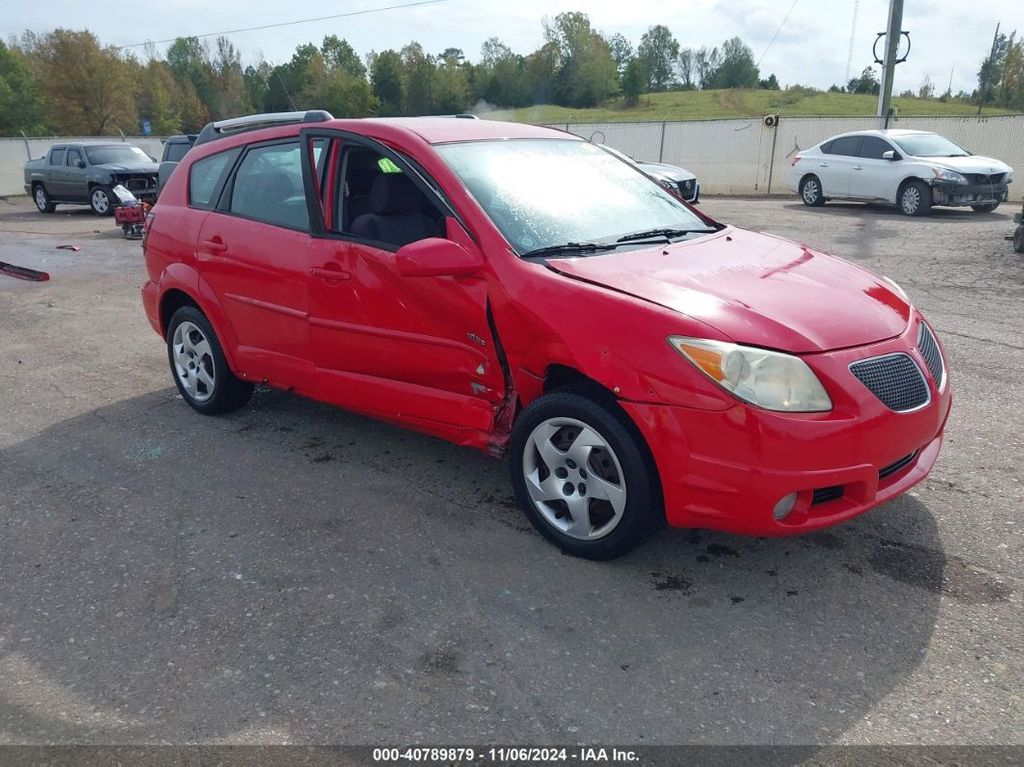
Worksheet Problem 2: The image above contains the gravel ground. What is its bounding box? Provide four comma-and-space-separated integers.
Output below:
0, 195, 1021, 746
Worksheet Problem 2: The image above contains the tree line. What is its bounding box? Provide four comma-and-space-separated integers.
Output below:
1, 12, 1020, 137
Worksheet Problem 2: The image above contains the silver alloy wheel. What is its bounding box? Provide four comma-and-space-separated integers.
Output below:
522, 417, 627, 541
901, 185, 920, 215
801, 178, 820, 204
34, 187, 48, 210
91, 188, 110, 214
172, 321, 216, 403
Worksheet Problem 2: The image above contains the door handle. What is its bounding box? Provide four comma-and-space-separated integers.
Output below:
818, 162, 829, 168
853, 165, 863, 171
310, 266, 351, 283
200, 238, 228, 253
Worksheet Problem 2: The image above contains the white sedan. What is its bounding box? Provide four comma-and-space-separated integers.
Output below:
787, 129, 1013, 216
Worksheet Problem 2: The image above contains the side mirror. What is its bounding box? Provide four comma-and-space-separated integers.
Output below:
882, 150, 898, 161
395, 237, 483, 278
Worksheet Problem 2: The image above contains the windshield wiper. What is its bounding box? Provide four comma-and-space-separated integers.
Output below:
520, 241, 619, 259
616, 227, 715, 243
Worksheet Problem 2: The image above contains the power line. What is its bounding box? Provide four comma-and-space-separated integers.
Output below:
756, 0, 800, 68
117, 0, 447, 49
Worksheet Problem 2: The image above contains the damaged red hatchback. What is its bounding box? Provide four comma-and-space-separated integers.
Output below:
142, 112, 952, 559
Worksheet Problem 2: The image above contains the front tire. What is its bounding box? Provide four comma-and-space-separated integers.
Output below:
899, 180, 932, 216
89, 185, 113, 216
509, 391, 659, 560
33, 184, 55, 213
799, 175, 825, 207
166, 306, 254, 415
971, 202, 999, 213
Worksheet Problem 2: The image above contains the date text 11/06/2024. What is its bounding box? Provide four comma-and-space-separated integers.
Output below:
372, 746, 640, 762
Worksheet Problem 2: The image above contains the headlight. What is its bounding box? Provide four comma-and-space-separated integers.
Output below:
931, 167, 966, 184
1005, 170, 1013, 183
668, 337, 833, 412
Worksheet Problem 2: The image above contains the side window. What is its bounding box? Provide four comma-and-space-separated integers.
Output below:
859, 136, 894, 160
67, 149, 84, 167
819, 140, 833, 154
229, 141, 308, 230
189, 147, 241, 209
827, 136, 861, 156
334, 146, 444, 249
50, 148, 66, 166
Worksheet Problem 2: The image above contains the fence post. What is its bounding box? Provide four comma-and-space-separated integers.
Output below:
658, 121, 667, 163
765, 119, 780, 197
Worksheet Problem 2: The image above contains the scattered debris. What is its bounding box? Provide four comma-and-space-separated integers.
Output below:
0, 261, 50, 282
56, 244, 81, 252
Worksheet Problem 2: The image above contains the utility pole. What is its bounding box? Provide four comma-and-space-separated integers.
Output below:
876, 0, 905, 128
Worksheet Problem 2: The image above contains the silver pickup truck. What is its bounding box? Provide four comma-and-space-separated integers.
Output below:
24, 142, 159, 215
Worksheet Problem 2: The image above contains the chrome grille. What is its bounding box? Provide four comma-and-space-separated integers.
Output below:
677, 179, 696, 199
917, 322, 945, 387
963, 172, 1006, 185
849, 353, 929, 412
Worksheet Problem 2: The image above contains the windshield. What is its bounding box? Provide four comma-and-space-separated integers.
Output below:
435, 138, 710, 255
891, 133, 969, 158
84, 145, 153, 165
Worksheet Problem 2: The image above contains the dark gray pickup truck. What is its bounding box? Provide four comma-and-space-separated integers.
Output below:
24, 142, 159, 215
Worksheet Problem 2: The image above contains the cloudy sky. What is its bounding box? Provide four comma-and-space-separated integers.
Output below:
4, 0, 1022, 95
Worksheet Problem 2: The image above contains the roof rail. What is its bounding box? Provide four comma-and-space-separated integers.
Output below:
454, 113, 479, 119
194, 110, 334, 146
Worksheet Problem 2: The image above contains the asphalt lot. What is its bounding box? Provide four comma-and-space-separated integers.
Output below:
0, 194, 1021, 747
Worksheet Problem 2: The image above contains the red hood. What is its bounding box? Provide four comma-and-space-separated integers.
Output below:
547, 227, 910, 353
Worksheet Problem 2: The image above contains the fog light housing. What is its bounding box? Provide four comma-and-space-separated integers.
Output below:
773, 492, 798, 521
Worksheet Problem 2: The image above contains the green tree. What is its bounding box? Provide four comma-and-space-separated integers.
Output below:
677, 48, 696, 90
369, 49, 404, 115
0, 41, 47, 133
166, 37, 218, 117
23, 29, 136, 134
637, 25, 679, 91
136, 59, 183, 134
607, 33, 633, 77
847, 66, 880, 95
321, 35, 366, 79
694, 46, 721, 89
621, 58, 645, 106
711, 37, 759, 88
543, 12, 619, 107
433, 48, 469, 113
759, 73, 780, 90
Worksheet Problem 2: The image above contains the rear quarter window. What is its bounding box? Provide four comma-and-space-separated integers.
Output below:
826, 136, 861, 156
50, 148, 66, 166
188, 147, 241, 209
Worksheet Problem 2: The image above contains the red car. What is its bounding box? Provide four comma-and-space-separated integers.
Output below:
142, 111, 952, 560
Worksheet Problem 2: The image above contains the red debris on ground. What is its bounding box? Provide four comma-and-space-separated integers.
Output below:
0, 261, 50, 281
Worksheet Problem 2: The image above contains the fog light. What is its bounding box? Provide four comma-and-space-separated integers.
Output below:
773, 492, 798, 521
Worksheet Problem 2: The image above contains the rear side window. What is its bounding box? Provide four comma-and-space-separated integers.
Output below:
826, 136, 861, 156
859, 136, 894, 159
50, 148, 66, 166
189, 148, 241, 209
229, 141, 308, 230
165, 142, 191, 163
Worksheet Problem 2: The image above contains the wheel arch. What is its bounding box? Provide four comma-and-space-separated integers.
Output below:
155, 268, 242, 374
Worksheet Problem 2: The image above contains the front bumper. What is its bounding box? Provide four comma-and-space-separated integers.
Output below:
930, 180, 1009, 206
622, 317, 951, 535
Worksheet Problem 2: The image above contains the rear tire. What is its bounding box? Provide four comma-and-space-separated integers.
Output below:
166, 306, 254, 415
33, 184, 55, 213
799, 175, 825, 207
509, 391, 659, 560
899, 180, 932, 216
89, 186, 114, 216
971, 202, 999, 213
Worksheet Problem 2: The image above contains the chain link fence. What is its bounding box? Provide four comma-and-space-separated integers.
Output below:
554, 114, 1024, 201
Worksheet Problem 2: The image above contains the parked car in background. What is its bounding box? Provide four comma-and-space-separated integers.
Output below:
600, 144, 700, 203
788, 129, 1013, 216
24, 142, 159, 215
143, 111, 950, 560
158, 133, 197, 193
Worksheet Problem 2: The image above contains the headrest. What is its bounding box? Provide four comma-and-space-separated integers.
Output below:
368, 173, 421, 215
